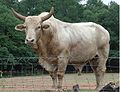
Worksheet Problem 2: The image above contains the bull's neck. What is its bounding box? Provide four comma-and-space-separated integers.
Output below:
33, 34, 53, 58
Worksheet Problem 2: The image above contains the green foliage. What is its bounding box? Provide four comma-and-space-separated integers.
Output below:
0, 1, 35, 60
0, 47, 10, 58
0, 0, 119, 61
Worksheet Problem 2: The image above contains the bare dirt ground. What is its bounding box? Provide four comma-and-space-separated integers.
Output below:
0, 73, 119, 91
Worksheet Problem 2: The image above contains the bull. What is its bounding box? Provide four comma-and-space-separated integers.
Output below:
12, 7, 110, 92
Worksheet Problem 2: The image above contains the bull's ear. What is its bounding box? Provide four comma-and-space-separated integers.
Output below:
15, 24, 26, 31
42, 24, 50, 30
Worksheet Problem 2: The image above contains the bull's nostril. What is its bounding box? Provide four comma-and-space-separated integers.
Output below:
31, 39, 34, 42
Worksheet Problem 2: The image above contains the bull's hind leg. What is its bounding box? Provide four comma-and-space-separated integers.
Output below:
90, 44, 109, 90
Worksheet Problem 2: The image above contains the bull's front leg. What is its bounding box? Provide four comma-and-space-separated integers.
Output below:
38, 58, 56, 72
56, 54, 68, 92
49, 70, 57, 89
38, 58, 58, 89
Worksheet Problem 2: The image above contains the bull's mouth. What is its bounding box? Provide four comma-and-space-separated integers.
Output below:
26, 42, 38, 48
25, 41, 36, 45
27, 42, 36, 46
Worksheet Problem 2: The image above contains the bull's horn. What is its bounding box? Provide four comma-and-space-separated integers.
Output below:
11, 8, 26, 21
41, 7, 54, 22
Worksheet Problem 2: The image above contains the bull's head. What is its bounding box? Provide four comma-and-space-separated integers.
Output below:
12, 7, 54, 45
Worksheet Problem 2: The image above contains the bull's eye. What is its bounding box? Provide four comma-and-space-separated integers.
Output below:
36, 26, 41, 30
22, 26, 26, 29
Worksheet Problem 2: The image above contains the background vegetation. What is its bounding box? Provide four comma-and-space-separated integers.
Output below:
0, 0, 119, 65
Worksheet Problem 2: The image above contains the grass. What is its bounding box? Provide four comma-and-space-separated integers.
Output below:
0, 73, 119, 92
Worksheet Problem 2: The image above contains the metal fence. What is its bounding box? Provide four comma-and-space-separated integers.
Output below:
0, 57, 119, 91
0, 57, 119, 77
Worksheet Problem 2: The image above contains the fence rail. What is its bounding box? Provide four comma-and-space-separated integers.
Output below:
0, 57, 119, 77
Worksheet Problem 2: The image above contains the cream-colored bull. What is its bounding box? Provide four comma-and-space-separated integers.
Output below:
12, 7, 110, 92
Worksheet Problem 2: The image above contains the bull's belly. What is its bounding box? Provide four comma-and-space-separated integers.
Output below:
69, 48, 97, 64
69, 54, 95, 64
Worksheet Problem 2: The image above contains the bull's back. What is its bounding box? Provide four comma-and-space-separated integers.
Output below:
68, 22, 110, 63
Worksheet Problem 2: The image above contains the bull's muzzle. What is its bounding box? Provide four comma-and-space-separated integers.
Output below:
25, 38, 35, 44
